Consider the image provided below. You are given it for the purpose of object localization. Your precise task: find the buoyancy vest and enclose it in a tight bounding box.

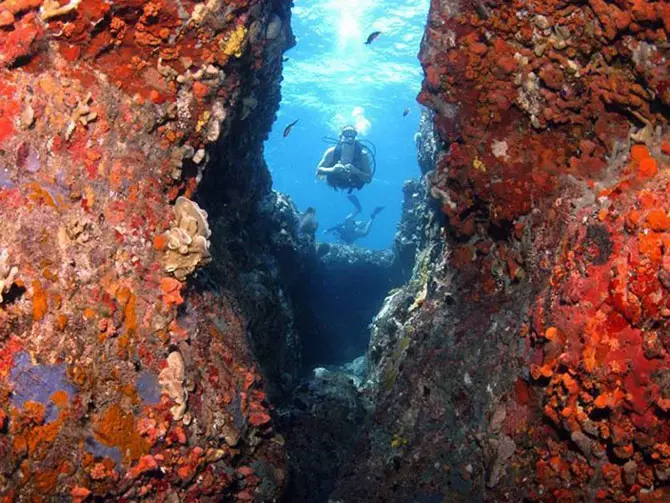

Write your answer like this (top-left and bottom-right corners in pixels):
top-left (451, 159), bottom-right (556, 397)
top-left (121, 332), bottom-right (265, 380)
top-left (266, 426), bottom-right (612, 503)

top-left (333, 141), bottom-right (363, 167)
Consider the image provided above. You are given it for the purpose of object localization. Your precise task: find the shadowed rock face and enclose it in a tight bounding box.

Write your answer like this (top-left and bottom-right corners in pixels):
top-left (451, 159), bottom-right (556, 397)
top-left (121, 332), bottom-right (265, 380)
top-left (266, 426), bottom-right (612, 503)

top-left (276, 371), bottom-right (368, 503)
top-left (330, 0), bottom-right (670, 502)
top-left (0, 0), bottom-right (294, 499)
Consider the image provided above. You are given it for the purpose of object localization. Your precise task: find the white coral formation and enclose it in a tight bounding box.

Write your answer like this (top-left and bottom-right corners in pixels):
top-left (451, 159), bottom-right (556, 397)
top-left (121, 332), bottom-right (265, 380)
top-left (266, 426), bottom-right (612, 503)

top-left (41, 0), bottom-right (81, 21)
top-left (491, 140), bottom-right (509, 161)
top-left (159, 351), bottom-right (188, 421)
top-left (0, 249), bottom-right (18, 303)
top-left (190, 0), bottom-right (220, 25)
top-left (163, 197), bottom-right (212, 280)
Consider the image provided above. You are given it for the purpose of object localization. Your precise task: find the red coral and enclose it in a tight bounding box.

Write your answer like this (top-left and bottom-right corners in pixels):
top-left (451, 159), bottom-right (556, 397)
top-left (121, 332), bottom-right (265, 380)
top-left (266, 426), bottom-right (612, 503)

top-left (0, 13), bottom-right (42, 68)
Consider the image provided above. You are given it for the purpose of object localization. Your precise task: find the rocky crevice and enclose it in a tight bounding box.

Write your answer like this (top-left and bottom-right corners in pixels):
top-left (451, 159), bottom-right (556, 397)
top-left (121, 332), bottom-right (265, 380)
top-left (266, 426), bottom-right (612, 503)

top-left (330, 0), bottom-right (670, 501)
top-left (4, 0), bottom-right (667, 501)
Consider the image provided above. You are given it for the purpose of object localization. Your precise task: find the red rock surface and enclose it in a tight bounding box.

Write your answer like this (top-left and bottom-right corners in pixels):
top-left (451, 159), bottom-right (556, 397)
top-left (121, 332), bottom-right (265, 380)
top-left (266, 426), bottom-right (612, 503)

top-left (418, 0), bottom-right (670, 499)
top-left (0, 0), bottom-right (288, 500)
top-left (334, 0), bottom-right (669, 501)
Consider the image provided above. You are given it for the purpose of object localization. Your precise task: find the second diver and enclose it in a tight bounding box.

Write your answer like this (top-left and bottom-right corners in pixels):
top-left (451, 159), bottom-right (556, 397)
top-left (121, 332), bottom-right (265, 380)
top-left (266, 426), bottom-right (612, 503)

top-left (326, 194), bottom-right (384, 245)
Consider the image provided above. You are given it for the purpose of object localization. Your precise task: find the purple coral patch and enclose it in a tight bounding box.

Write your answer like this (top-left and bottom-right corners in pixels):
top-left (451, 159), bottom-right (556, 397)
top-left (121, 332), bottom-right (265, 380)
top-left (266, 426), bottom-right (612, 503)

top-left (84, 435), bottom-right (122, 464)
top-left (9, 352), bottom-right (76, 422)
top-left (0, 165), bottom-right (14, 188)
top-left (136, 370), bottom-right (161, 405)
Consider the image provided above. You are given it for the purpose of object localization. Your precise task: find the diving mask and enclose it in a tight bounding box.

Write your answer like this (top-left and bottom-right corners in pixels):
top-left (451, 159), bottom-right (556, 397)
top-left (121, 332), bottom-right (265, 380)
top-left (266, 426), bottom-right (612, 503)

top-left (341, 126), bottom-right (357, 140)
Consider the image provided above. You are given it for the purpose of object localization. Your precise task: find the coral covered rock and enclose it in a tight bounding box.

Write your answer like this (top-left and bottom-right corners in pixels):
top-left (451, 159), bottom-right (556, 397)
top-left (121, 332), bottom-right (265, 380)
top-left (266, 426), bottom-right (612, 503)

top-left (332, 0), bottom-right (670, 501)
top-left (0, 0), bottom-right (292, 499)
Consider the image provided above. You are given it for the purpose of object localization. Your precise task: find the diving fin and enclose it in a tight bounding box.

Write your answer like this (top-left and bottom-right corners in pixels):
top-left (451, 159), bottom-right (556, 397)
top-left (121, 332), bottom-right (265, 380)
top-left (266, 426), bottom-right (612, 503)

top-left (370, 206), bottom-right (385, 219)
top-left (347, 194), bottom-right (362, 213)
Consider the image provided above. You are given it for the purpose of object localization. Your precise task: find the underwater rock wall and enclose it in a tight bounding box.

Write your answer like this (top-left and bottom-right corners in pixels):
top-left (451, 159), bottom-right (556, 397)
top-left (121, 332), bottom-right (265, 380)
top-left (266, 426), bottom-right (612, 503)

top-left (214, 189), bottom-right (319, 402)
top-left (0, 0), bottom-right (292, 500)
top-left (205, 182), bottom-right (407, 397)
top-left (276, 370), bottom-right (368, 503)
top-left (334, 0), bottom-right (670, 501)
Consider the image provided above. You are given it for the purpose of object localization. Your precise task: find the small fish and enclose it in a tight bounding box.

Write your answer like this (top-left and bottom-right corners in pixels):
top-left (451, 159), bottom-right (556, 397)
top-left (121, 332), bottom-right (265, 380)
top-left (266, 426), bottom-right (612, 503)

top-left (282, 57), bottom-right (289, 62)
top-left (403, 108), bottom-right (410, 117)
top-left (364, 31), bottom-right (382, 45)
top-left (283, 119), bottom-right (299, 137)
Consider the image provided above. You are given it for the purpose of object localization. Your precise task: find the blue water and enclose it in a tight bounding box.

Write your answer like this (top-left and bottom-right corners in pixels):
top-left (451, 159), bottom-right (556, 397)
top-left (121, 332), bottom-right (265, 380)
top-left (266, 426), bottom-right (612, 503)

top-left (264, 0), bottom-right (429, 250)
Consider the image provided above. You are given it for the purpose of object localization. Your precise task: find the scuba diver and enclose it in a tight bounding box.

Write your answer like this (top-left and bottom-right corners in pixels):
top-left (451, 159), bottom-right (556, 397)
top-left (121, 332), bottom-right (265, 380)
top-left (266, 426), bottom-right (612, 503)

top-left (326, 194), bottom-right (384, 245)
top-left (316, 125), bottom-right (376, 193)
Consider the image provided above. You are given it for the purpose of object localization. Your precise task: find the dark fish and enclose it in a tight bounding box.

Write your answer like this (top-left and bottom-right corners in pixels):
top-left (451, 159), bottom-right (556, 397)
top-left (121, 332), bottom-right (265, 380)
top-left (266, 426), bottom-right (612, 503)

top-left (403, 108), bottom-right (410, 117)
top-left (298, 207), bottom-right (318, 234)
top-left (282, 57), bottom-right (289, 62)
top-left (364, 31), bottom-right (382, 45)
top-left (283, 119), bottom-right (299, 137)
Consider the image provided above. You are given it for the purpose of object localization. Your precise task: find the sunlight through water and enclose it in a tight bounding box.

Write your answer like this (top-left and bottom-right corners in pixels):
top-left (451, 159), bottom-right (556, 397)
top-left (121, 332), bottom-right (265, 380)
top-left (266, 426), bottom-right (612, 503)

top-left (265, 0), bottom-right (429, 250)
